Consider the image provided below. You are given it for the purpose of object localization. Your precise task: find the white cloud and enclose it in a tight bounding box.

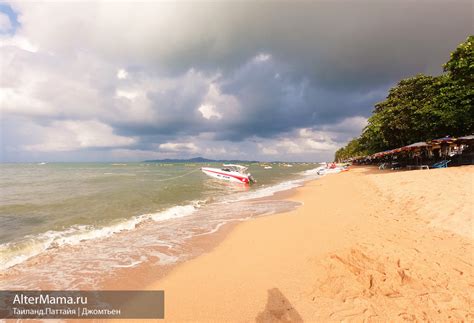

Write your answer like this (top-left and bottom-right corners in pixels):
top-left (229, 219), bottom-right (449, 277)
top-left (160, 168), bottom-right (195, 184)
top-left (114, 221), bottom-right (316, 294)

top-left (109, 148), bottom-right (161, 160)
top-left (199, 83), bottom-right (241, 122)
top-left (303, 138), bottom-right (338, 151)
top-left (23, 120), bottom-right (136, 152)
top-left (0, 47), bottom-right (113, 119)
top-left (275, 137), bottom-right (337, 154)
top-left (299, 128), bottom-right (333, 141)
top-left (2, 1), bottom-right (468, 162)
top-left (256, 127), bottom-right (340, 157)
top-left (0, 87), bottom-right (52, 116)
top-left (116, 89), bottom-right (139, 100)
top-left (158, 142), bottom-right (198, 153)
top-left (0, 35), bottom-right (37, 52)
top-left (198, 104), bottom-right (222, 120)
top-left (11, 0), bottom-right (465, 83)
top-left (275, 139), bottom-right (303, 154)
top-left (117, 68), bottom-right (128, 79)
top-left (260, 146), bottom-right (278, 155)
top-left (204, 147), bottom-right (227, 155)
top-left (0, 35), bottom-right (361, 162)
top-left (0, 12), bottom-right (11, 31)
top-left (323, 116), bottom-right (368, 133)
top-left (254, 53), bottom-right (271, 62)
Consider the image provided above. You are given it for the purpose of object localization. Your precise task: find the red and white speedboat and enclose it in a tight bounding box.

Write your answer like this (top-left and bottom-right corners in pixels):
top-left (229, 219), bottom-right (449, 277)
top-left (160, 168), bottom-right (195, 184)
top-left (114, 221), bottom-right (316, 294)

top-left (201, 164), bottom-right (256, 184)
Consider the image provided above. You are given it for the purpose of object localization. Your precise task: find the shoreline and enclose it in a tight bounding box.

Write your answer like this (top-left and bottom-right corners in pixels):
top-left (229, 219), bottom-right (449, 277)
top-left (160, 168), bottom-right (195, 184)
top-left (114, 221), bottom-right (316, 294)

top-left (142, 166), bottom-right (473, 321)
top-left (0, 170), bottom-right (314, 290)
top-left (99, 179), bottom-right (312, 291)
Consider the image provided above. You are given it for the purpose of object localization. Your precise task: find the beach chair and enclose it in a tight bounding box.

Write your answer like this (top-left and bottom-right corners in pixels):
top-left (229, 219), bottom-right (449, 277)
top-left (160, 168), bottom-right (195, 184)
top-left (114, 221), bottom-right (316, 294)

top-left (430, 160), bottom-right (451, 168)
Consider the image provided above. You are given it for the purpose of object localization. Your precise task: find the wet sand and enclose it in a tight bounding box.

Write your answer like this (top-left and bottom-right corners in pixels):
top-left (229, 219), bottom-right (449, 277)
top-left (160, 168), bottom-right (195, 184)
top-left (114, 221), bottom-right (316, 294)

top-left (145, 166), bottom-right (473, 321)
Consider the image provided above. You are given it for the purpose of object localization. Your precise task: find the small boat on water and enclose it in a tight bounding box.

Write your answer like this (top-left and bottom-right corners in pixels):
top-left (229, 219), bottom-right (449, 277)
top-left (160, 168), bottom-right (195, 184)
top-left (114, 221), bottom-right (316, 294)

top-left (201, 164), bottom-right (256, 184)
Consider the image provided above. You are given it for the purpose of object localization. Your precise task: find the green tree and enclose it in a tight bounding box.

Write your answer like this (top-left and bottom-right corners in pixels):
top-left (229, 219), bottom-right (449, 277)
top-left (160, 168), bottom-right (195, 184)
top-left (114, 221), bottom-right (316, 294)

top-left (431, 35), bottom-right (474, 136)
top-left (367, 74), bottom-right (438, 149)
top-left (444, 35), bottom-right (474, 82)
top-left (335, 137), bottom-right (367, 161)
top-left (334, 35), bottom-right (474, 161)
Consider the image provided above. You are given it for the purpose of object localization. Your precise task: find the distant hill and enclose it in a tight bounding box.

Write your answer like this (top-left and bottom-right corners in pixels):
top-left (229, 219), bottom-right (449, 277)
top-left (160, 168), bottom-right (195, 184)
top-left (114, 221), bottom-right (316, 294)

top-left (143, 157), bottom-right (260, 163)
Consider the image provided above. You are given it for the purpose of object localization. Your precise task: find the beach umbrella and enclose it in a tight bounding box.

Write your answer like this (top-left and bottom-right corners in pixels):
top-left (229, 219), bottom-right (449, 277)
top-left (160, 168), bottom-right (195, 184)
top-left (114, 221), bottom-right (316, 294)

top-left (428, 137), bottom-right (455, 160)
top-left (456, 135), bottom-right (474, 143)
top-left (403, 142), bottom-right (429, 150)
top-left (429, 136), bottom-right (455, 144)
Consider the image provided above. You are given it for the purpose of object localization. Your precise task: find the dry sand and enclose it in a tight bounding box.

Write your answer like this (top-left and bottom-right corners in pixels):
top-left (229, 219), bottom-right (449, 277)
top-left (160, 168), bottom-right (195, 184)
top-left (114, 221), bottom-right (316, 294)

top-left (147, 166), bottom-right (473, 322)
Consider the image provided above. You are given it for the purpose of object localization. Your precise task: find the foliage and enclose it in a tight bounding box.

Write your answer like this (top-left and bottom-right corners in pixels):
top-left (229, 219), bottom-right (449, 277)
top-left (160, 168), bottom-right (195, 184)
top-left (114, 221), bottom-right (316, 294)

top-left (334, 138), bottom-right (366, 162)
top-left (335, 35), bottom-right (474, 161)
top-left (444, 35), bottom-right (474, 82)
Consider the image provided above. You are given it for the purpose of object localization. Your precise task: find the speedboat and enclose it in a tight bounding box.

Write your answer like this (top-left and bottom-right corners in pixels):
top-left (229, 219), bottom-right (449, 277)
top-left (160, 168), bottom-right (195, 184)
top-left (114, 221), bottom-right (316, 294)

top-left (201, 164), bottom-right (256, 184)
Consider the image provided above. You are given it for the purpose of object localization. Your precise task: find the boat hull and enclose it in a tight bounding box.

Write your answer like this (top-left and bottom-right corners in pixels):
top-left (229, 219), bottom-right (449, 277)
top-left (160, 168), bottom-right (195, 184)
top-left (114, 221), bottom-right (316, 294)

top-left (201, 167), bottom-right (250, 184)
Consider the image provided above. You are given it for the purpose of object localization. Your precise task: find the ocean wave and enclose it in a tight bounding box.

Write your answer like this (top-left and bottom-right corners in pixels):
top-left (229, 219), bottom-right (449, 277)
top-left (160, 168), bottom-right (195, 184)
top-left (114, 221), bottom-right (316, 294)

top-left (222, 166), bottom-right (321, 202)
top-left (299, 166), bottom-right (325, 176)
top-left (0, 202), bottom-right (201, 271)
top-left (149, 203), bottom-right (199, 221)
top-left (0, 167), bottom-right (321, 272)
top-left (229, 180), bottom-right (303, 202)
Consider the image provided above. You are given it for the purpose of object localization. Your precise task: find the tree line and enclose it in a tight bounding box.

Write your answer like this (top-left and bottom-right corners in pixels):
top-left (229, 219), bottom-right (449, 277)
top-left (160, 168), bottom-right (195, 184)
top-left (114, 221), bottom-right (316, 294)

top-left (335, 35), bottom-right (473, 162)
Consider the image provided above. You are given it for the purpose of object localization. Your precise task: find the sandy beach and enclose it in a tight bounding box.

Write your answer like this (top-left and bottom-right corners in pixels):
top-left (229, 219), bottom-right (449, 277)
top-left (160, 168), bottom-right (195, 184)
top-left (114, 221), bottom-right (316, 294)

top-left (2, 2), bottom-right (473, 322)
top-left (146, 166), bottom-right (473, 322)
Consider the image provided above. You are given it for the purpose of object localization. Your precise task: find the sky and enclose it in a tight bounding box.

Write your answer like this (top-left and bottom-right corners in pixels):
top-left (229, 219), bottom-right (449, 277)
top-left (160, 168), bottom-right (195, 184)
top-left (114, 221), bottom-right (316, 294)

top-left (0, 1), bottom-right (472, 162)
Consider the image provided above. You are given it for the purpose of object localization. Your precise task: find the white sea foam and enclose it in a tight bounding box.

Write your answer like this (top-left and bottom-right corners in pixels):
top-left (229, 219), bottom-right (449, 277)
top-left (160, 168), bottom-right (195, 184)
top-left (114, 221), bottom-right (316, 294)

top-left (300, 166), bottom-right (325, 176)
top-left (149, 204), bottom-right (198, 222)
top-left (154, 253), bottom-right (180, 265)
top-left (224, 166), bottom-right (321, 202)
top-left (111, 260), bottom-right (143, 268)
top-left (0, 167), bottom-right (321, 272)
top-left (0, 249), bottom-right (37, 271)
top-left (0, 202), bottom-right (201, 270)
top-left (232, 180), bottom-right (302, 201)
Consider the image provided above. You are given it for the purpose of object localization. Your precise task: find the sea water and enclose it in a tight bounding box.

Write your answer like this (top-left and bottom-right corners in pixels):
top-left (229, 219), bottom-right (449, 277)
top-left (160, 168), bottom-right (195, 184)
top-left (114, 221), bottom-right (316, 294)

top-left (0, 162), bottom-right (320, 288)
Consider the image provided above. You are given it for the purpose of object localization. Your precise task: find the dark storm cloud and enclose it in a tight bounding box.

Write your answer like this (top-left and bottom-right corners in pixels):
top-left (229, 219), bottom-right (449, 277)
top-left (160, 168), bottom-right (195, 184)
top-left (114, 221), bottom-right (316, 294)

top-left (112, 55), bottom-right (388, 142)
top-left (14, 0), bottom-right (472, 85)
top-left (2, 0), bottom-right (473, 161)
top-left (104, 0), bottom-right (471, 141)
top-left (121, 1), bottom-right (472, 89)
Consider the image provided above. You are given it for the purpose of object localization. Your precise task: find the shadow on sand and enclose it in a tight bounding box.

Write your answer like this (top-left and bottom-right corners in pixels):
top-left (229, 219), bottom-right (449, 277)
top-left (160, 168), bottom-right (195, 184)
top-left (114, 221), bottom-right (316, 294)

top-left (256, 288), bottom-right (303, 323)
